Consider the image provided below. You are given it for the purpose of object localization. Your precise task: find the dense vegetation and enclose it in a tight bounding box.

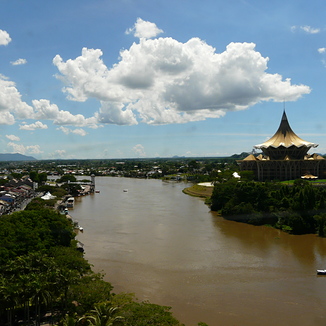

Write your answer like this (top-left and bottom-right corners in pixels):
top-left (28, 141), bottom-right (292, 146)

top-left (0, 203), bottom-right (208, 325)
top-left (211, 179), bottom-right (326, 235)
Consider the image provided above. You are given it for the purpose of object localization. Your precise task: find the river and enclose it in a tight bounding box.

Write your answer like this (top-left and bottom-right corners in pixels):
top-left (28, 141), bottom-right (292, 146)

top-left (73, 176), bottom-right (326, 326)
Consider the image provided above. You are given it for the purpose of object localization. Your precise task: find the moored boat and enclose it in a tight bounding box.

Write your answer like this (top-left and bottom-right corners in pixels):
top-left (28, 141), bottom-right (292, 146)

top-left (317, 269), bottom-right (326, 275)
top-left (66, 197), bottom-right (75, 208)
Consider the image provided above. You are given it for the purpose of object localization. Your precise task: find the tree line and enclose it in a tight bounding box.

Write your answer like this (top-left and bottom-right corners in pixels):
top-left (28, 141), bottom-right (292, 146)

top-left (210, 179), bottom-right (326, 236)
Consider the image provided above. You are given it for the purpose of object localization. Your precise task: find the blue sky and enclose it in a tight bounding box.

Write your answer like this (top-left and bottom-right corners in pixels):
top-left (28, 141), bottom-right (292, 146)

top-left (1, 0), bottom-right (326, 159)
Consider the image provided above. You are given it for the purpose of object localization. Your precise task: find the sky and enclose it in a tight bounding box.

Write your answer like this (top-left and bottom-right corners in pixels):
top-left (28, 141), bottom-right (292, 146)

top-left (1, 0), bottom-right (326, 160)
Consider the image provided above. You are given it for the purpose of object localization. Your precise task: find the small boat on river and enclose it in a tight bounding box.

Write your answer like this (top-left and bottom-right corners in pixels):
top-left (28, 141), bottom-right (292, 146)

top-left (317, 269), bottom-right (326, 275)
top-left (66, 197), bottom-right (75, 208)
top-left (77, 241), bottom-right (84, 253)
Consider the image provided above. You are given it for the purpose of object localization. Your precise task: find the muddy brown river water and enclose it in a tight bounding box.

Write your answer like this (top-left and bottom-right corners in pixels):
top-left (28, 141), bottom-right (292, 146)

top-left (73, 177), bottom-right (326, 326)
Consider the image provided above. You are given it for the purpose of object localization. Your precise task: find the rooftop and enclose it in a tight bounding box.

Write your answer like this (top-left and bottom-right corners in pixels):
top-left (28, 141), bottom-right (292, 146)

top-left (255, 111), bottom-right (318, 150)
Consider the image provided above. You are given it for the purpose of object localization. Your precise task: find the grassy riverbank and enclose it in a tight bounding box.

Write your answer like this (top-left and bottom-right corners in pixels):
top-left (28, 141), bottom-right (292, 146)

top-left (183, 184), bottom-right (213, 198)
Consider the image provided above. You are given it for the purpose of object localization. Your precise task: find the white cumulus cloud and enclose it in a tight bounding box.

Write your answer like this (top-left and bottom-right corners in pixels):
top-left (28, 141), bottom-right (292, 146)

top-left (27, 145), bottom-right (43, 154)
top-left (132, 144), bottom-right (146, 157)
top-left (53, 25), bottom-right (311, 126)
top-left (11, 58), bottom-right (27, 66)
top-left (126, 18), bottom-right (163, 39)
top-left (0, 111), bottom-right (15, 125)
top-left (292, 25), bottom-right (321, 34)
top-left (7, 142), bottom-right (42, 155)
top-left (32, 99), bottom-right (97, 127)
top-left (7, 142), bottom-right (26, 154)
top-left (0, 29), bottom-right (11, 45)
top-left (19, 121), bottom-right (48, 130)
top-left (300, 25), bottom-right (320, 34)
top-left (95, 101), bottom-right (137, 125)
top-left (72, 128), bottom-right (87, 136)
top-left (0, 73), bottom-right (99, 126)
top-left (0, 75), bottom-right (34, 124)
top-left (1, 19), bottom-right (311, 130)
top-left (318, 48), bottom-right (326, 54)
top-left (6, 134), bottom-right (20, 141)
top-left (57, 126), bottom-right (87, 136)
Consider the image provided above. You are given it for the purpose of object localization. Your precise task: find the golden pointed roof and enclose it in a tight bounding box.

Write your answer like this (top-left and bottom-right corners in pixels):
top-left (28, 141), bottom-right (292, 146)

top-left (242, 154), bottom-right (257, 161)
top-left (255, 111), bottom-right (318, 149)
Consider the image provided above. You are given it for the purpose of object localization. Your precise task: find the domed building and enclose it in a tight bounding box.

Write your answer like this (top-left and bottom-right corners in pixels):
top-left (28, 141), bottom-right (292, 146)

top-left (238, 111), bottom-right (326, 181)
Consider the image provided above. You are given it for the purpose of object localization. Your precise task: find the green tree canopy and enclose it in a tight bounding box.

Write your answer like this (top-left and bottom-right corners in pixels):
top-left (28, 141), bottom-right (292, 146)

top-left (210, 179), bottom-right (326, 235)
top-left (0, 209), bottom-right (74, 264)
top-left (58, 175), bottom-right (77, 183)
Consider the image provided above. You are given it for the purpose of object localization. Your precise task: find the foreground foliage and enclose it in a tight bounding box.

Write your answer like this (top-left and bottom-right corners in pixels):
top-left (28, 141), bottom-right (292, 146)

top-left (211, 179), bottom-right (326, 235)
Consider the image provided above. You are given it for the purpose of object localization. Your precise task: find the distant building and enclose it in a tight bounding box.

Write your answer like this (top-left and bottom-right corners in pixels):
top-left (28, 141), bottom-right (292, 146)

top-left (238, 111), bottom-right (326, 181)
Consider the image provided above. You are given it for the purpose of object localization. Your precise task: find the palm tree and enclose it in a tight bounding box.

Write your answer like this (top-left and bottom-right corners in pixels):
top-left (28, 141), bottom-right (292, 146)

top-left (29, 273), bottom-right (53, 326)
top-left (17, 273), bottom-right (34, 325)
top-left (79, 302), bottom-right (124, 326)
top-left (0, 279), bottom-right (19, 326)
top-left (55, 267), bottom-right (80, 315)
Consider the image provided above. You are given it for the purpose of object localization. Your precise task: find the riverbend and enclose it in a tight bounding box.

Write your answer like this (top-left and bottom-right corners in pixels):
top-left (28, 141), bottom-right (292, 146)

top-left (74, 177), bottom-right (326, 326)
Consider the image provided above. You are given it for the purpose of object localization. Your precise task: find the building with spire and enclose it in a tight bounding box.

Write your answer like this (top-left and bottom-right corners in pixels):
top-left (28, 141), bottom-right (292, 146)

top-left (238, 111), bottom-right (326, 181)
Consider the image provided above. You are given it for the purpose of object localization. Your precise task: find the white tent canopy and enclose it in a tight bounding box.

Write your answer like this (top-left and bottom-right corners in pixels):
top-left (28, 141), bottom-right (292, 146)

top-left (41, 192), bottom-right (56, 200)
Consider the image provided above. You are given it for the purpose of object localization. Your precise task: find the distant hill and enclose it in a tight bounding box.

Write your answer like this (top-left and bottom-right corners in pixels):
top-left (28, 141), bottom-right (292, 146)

top-left (230, 152), bottom-right (251, 159)
top-left (0, 153), bottom-right (37, 161)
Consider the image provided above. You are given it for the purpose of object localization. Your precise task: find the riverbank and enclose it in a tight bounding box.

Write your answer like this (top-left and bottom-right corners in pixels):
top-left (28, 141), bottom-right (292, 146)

top-left (182, 184), bottom-right (213, 198)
